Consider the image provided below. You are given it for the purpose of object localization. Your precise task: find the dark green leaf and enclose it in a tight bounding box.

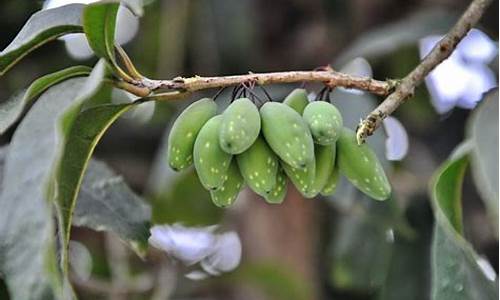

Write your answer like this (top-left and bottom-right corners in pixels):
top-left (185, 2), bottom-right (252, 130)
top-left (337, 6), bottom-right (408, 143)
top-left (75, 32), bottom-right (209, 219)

top-left (0, 66), bottom-right (91, 135)
top-left (74, 159), bottom-right (151, 257)
top-left (0, 78), bottom-right (88, 300)
top-left (0, 4), bottom-right (84, 76)
top-left (467, 89), bottom-right (499, 234)
top-left (430, 149), bottom-right (498, 300)
top-left (83, 2), bottom-right (120, 62)
top-left (56, 101), bottom-right (135, 248)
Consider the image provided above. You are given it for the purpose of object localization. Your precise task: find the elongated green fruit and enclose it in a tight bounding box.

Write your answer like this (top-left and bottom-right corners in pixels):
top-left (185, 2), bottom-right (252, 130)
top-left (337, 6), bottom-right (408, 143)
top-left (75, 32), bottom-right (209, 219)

top-left (219, 98), bottom-right (261, 154)
top-left (264, 167), bottom-right (287, 204)
top-left (303, 101), bottom-right (343, 145)
top-left (321, 166), bottom-right (339, 196)
top-left (168, 98), bottom-right (217, 171)
top-left (306, 144), bottom-right (335, 197)
top-left (210, 161), bottom-right (244, 207)
top-left (337, 128), bottom-right (391, 200)
top-left (194, 115), bottom-right (232, 190)
top-left (260, 102), bottom-right (314, 169)
top-left (281, 159), bottom-right (315, 197)
top-left (236, 135), bottom-right (278, 196)
top-left (283, 88), bottom-right (309, 114)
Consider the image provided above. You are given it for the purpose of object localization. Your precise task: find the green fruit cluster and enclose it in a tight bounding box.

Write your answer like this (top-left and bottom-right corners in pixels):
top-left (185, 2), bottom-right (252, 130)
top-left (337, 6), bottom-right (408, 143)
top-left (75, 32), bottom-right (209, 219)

top-left (167, 89), bottom-right (392, 207)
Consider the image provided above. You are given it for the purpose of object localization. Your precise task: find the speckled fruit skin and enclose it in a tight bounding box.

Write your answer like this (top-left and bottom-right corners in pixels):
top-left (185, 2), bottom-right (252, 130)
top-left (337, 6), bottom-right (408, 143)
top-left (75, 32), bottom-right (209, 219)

top-left (264, 167), bottom-right (287, 204)
top-left (236, 135), bottom-right (279, 196)
top-left (219, 98), bottom-right (261, 154)
top-left (168, 98), bottom-right (217, 171)
top-left (306, 144), bottom-right (336, 198)
top-left (281, 159), bottom-right (315, 198)
top-left (321, 165), bottom-right (339, 196)
top-left (260, 102), bottom-right (314, 169)
top-left (193, 115), bottom-right (233, 190)
top-left (283, 88), bottom-right (309, 114)
top-left (337, 128), bottom-right (391, 200)
top-left (210, 160), bottom-right (244, 207)
top-left (303, 101), bottom-right (343, 145)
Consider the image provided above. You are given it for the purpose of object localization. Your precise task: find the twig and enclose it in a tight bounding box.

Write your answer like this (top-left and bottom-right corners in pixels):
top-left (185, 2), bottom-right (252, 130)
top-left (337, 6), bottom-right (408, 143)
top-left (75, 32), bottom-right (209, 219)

top-left (138, 70), bottom-right (392, 96)
top-left (355, 0), bottom-right (493, 144)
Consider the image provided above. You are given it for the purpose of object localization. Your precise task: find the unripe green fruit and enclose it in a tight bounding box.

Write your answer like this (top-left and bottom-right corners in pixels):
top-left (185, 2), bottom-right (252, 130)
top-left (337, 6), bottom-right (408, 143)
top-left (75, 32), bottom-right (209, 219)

top-left (303, 101), bottom-right (343, 145)
top-left (264, 167), bottom-right (287, 204)
top-left (194, 115), bottom-right (233, 190)
top-left (236, 135), bottom-right (279, 196)
top-left (306, 144), bottom-right (336, 197)
top-left (210, 160), bottom-right (244, 207)
top-left (283, 88), bottom-right (309, 114)
top-left (321, 166), bottom-right (339, 196)
top-left (337, 128), bottom-right (391, 200)
top-left (282, 159), bottom-right (315, 197)
top-left (168, 98), bottom-right (217, 171)
top-left (219, 98), bottom-right (261, 154)
top-left (260, 102), bottom-right (314, 169)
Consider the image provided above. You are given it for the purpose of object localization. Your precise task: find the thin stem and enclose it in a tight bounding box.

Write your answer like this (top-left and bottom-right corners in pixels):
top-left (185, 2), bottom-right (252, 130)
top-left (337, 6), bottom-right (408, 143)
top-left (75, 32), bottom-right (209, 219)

top-left (142, 70), bottom-right (392, 96)
top-left (355, 0), bottom-right (493, 144)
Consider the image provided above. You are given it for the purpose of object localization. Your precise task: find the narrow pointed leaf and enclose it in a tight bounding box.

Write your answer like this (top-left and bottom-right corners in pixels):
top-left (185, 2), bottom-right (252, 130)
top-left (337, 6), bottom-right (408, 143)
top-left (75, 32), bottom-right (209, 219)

top-left (83, 2), bottom-right (120, 62)
top-left (56, 101), bottom-right (136, 248)
top-left (430, 148), bottom-right (498, 300)
top-left (0, 66), bottom-right (91, 135)
top-left (0, 4), bottom-right (84, 76)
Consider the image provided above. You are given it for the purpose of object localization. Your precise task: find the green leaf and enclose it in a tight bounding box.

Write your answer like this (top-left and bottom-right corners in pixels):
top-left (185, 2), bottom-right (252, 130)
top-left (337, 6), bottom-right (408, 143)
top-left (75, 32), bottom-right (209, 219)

top-left (430, 148), bottom-right (498, 300)
top-left (0, 78), bottom-right (88, 300)
top-left (56, 101), bottom-right (135, 249)
top-left (73, 159), bottom-right (151, 257)
top-left (0, 66), bottom-right (92, 135)
top-left (83, 2), bottom-right (120, 63)
top-left (467, 89), bottom-right (499, 235)
top-left (0, 4), bottom-right (84, 76)
top-left (0, 59), bottom-right (107, 299)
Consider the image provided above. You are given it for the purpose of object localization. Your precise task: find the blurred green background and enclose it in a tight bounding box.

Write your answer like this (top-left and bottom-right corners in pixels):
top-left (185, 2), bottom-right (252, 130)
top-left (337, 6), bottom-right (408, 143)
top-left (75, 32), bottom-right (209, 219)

top-left (0, 0), bottom-right (498, 299)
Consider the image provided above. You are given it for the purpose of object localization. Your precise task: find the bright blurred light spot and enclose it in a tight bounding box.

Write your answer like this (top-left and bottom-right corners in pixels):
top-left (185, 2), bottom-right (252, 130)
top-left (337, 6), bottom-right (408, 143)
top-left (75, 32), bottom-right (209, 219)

top-left (149, 224), bottom-right (242, 279)
top-left (43, 0), bottom-right (139, 60)
top-left (476, 256), bottom-right (497, 282)
top-left (419, 29), bottom-right (498, 114)
top-left (383, 116), bottom-right (409, 161)
top-left (339, 57), bottom-right (373, 95)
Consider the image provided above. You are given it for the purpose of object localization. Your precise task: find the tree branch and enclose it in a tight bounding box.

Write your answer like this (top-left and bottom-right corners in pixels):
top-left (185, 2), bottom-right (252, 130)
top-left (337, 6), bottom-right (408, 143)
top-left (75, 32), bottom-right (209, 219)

top-left (131, 69), bottom-right (394, 98)
top-left (355, 0), bottom-right (493, 144)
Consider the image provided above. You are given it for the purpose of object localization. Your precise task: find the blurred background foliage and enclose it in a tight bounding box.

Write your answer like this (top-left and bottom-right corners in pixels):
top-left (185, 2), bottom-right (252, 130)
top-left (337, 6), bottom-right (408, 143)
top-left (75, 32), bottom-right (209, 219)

top-left (0, 0), bottom-right (498, 299)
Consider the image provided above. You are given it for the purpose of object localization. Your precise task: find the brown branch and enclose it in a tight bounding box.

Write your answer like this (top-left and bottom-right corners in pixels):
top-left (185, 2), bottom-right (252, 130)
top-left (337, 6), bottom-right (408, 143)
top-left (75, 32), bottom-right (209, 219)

top-left (136, 70), bottom-right (393, 97)
top-left (355, 0), bottom-right (493, 144)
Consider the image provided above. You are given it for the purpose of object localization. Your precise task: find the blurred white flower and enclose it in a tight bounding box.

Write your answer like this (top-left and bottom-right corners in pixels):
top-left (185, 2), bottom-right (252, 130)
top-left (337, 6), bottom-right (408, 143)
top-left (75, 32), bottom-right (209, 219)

top-left (69, 240), bottom-right (93, 281)
top-left (383, 116), bottom-right (409, 161)
top-left (419, 29), bottom-right (498, 114)
top-left (338, 57), bottom-right (373, 95)
top-left (149, 224), bottom-right (242, 279)
top-left (43, 0), bottom-right (139, 60)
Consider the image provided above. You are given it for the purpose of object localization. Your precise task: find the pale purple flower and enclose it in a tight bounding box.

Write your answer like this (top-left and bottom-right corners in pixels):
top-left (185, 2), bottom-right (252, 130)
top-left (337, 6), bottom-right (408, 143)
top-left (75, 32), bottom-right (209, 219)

top-left (383, 116), bottom-right (409, 161)
top-left (149, 224), bottom-right (242, 279)
top-left (419, 29), bottom-right (497, 114)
